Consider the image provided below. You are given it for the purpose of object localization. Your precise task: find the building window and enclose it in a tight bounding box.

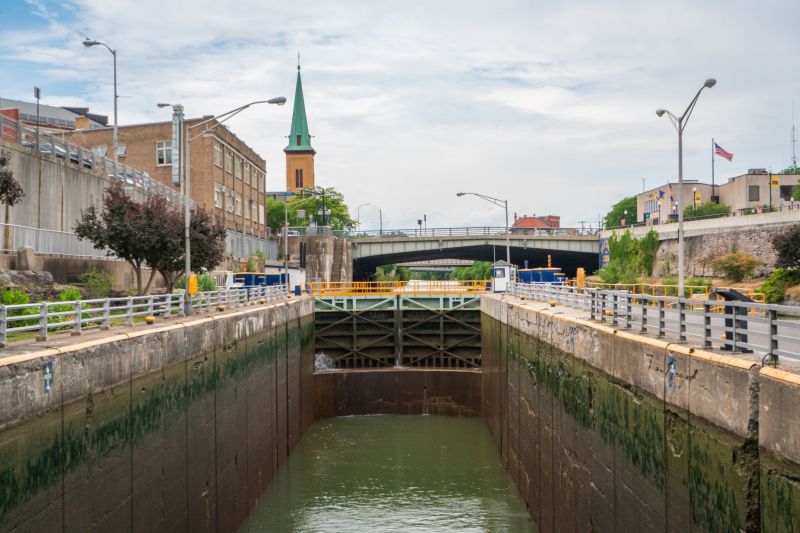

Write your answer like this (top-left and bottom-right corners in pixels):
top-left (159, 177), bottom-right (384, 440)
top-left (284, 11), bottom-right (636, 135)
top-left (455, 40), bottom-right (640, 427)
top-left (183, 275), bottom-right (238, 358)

top-left (156, 140), bottom-right (172, 166)
top-left (779, 185), bottom-right (794, 201)
top-left (213, 142), bottom-right (223, 167)
top-left (92, 145), bottom-right (108, 157)
top-left (225, 188), bottom-right (234, 213)
top-left (295, 168), bottom-right (303, 189)
top-left (225, 150), bottom-right (233, 173)
top-left (259, 204), bottom-right (265, 225)
top-left (296, 134), bottom-right (301, 145)
top-left (644, 199), bottom-right (658, 214)
top-left (214, 183), bottom-right (222, 209)
top-left (748, 185), bottom-right (760, 202)
top-left (234, 156), bottom-right (241, 179)
top-left (235, 193), bottom-right (242, 216)
top-left (244, 198), bottom-right (251, 220)
top-left (117, 144), bottom-right (126, 157)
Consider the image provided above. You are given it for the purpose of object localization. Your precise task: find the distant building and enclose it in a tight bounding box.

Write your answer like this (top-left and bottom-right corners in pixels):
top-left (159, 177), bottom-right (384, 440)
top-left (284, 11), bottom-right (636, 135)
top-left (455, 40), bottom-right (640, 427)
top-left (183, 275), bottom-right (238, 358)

top-left (511, 214), bottom-right (560, 231)
top-left (64, 118), bottom-right (269, 238)
top-left (284, 63), bottom-right (316, 193)
top-left (0, 96), bottom-right (107, 133)
top-left (636, 170), bottom-right (800, 223)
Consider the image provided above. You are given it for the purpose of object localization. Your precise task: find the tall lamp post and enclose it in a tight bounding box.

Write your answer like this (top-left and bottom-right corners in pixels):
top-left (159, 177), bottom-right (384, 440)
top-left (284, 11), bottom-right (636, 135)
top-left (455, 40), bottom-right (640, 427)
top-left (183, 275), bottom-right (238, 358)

top-left (159, 97), bottom-right (286, 315)
top-left (456, 192), bottom-right (510, 263)
top-left (82, 38), bottom-right (118, 166)
top-left (656, 78), bottom-right (716, 295)
top-left (357, 203), bottom-right (370, 232)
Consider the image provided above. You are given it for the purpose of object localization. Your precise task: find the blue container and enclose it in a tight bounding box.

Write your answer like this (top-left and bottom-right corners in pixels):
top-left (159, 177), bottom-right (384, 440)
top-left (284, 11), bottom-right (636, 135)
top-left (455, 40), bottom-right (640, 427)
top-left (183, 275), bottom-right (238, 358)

top-left (517, 268), bottom-right (565, 284)
top-left (233, 273), bottom-right (268, 286)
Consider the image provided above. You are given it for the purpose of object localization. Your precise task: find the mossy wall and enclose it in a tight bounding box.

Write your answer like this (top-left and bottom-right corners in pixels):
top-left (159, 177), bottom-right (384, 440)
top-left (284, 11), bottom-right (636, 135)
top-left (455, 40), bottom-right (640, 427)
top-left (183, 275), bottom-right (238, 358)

top-left (483, 309), bottom-right (800, 532)
top-left (0, 301), bottom-right (315, 533)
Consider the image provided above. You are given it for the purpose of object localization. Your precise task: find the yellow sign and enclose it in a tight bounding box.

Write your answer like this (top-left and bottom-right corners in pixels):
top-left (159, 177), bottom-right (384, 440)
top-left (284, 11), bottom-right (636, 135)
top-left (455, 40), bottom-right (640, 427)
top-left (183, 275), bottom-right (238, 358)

top-left (694, 192), bottom-right (702, 203)
top-left (771, 175), bottom-right (780, 188)
top-left (188, 273), bottom-right (198, 295)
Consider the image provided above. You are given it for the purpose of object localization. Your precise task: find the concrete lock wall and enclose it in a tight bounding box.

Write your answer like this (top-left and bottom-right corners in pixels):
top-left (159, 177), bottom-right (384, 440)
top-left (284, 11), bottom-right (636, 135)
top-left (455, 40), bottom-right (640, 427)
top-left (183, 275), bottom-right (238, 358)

top-left (481, 293), bottom-right (800, 533)
top-left (0, 297), bottom-right (315, 533)
top-left (314, 369), bottom-right (482, 418)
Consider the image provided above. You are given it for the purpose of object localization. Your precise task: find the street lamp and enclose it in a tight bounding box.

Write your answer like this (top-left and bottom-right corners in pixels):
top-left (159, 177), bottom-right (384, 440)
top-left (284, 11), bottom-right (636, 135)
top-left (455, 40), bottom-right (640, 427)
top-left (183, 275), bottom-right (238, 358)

top-left (83, 38), bottom-right (118, 166)
top-left (357, 203), bottom-right (370, 231)
top-left (623, 209), bottom-right (628, 226)
top-left (692, 186), bottom-right (698, 211)
top-left (656, 77), bottom-right (716, 295)
top-left (159, 97), bottom-right (285, 315)
top-left (456, 192), bottom-right (510, 263)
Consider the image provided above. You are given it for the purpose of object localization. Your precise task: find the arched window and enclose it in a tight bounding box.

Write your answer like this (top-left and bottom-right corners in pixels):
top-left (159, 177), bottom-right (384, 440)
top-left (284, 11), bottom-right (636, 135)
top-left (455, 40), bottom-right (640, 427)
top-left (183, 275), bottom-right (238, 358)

top-left (296, 134), bottom-right (302, 146)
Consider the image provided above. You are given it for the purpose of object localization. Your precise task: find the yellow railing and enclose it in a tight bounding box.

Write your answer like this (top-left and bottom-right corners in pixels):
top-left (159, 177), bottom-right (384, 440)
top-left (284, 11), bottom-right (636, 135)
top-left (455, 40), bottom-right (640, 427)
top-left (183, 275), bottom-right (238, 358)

top-left (587, 282), bottom-right (710, 298)
top-left (309, 280), bottom-right (490, 296)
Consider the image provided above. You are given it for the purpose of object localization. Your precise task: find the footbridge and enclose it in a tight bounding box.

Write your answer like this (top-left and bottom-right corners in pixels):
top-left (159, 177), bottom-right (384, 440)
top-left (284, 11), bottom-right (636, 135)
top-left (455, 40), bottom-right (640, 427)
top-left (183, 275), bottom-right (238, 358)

top-left (347, 226), bottom-right (599, 279)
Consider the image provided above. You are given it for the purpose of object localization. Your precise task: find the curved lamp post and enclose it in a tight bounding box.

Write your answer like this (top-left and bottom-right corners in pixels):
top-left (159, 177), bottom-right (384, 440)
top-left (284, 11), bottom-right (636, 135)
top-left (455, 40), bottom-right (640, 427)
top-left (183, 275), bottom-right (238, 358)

top-left (456, 192), bottom-right (510, 264)
top-left (82, 38), bottom-right (118, 165)
top-left (656, 78), bottom-right (716, 294)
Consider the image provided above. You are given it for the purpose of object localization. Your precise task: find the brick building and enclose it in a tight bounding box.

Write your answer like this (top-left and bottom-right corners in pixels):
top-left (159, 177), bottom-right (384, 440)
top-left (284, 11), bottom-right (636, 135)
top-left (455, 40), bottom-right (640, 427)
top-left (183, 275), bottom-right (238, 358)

top-left (64, 118), bottom-right (269, 238)
top-left (511, 214), bottom-right (560, 231)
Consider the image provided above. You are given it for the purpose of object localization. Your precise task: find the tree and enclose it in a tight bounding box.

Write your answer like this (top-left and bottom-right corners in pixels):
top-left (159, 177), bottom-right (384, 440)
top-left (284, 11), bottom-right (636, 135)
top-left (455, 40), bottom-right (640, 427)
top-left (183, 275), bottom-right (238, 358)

top-left (75, 186), bottom-right (227, 294)
top-left (374, 264), bottom-right (410, 281)
top-left (772, 225), bottom-right (800, 270)
top-left (452, 261), bottom-right (493, 280)
top-left (603, 196), bottom-right (637, 228)
top-left (594, 229), bottom-right (659, 282)
top-left (266, 198), bottom-right (300, 234)
top-left (75, 186), bottom-right (154, 294)
top-left (293, 187), bottom-right (355, 230)
top-left (683, 201), bottom-right (731, 220)
top-left (0, 151), bottom-right (24, 206)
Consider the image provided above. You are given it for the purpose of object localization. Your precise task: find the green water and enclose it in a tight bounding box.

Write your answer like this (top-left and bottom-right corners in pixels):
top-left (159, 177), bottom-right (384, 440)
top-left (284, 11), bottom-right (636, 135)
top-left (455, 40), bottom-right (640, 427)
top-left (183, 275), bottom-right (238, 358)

top-left (240, 416), bottom-right (537, 533)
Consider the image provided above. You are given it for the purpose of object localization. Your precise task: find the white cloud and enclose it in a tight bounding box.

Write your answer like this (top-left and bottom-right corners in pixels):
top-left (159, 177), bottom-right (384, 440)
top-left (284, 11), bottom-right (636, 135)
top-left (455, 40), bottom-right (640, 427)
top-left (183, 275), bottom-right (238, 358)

top-left (3, 0), bottom-right (799, 231)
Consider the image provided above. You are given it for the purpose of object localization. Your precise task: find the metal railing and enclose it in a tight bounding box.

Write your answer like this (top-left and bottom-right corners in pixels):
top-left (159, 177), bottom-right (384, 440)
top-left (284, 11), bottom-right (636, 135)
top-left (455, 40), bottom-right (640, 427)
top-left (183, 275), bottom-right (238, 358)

top-left (1, 115), bottom-right (192, 208)
top-left (309, 280), bottom-right (490, 296)
top-left (604, 201), bottom-right (800, 231)
top-left (341, 226), bottom-right (595, 238)
top-left (0, 284), bottom-right (287, 347)
top-left (508, 282), bottom-right (800, 361)
top-left (225, 230), bottom-right (278, 260)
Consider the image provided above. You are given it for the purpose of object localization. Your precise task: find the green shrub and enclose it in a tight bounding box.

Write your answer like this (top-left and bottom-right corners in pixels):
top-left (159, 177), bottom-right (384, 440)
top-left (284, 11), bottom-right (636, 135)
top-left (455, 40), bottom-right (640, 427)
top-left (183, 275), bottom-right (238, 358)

top-left (712, 252), bottom-right (761, 282)
top-left (79, 268), bottom-right (112, 299)
top-left (772, 226), bottom-right (800, 270)
top-left (661, 276), bottom-right (679, 296)
top-left (245, 258), bottom-right (257, 272)
top-left (594, 229), bottom-right (659, 281)
top-left (685, 277), bottom-right (712, 298)
top-left (198, 273), bottom-right (217, 292)
top-left (57, 288), bottom-right (82, 302)
top-left (2, 288), bottom-right (37, 326)
top-left (759, 269), bottom-right (800, 303)
top-left (683, 202), bottom-right (731, 220)
top-left (252, 250), bottom-right (266, 260)
top-left (175, 273), bottom-right (217, 293)
top-left (596, 262), bottom-right (639, 284)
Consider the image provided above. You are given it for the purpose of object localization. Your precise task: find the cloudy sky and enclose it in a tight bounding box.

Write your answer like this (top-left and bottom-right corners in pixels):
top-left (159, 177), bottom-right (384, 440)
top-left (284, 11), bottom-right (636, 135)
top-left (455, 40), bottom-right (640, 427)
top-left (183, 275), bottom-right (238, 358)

top-left (2, 0), bottom-right (799, 230)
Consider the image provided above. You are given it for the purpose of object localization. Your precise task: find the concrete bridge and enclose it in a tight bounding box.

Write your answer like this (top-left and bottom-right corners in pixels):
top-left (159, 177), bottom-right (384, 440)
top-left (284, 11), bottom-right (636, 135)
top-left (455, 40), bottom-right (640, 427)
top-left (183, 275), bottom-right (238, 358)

top-left (349, 228), bottom-right (599, 279)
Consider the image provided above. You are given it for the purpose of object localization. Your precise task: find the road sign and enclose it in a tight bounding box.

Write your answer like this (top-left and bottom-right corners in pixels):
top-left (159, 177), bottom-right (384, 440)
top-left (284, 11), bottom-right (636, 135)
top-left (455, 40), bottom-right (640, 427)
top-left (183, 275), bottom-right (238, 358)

top-left (286, 192), bottom-right (296, 196)
top-left (771, 175), bottom-right (780, 188)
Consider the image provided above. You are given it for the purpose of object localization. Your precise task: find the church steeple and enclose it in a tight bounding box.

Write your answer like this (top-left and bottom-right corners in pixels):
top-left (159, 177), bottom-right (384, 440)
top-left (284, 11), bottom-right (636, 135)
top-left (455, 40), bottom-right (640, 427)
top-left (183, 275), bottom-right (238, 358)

top-left (285, 58), bottom-right (316, 192)
top-left (284, 62), bottom-right (315, 154)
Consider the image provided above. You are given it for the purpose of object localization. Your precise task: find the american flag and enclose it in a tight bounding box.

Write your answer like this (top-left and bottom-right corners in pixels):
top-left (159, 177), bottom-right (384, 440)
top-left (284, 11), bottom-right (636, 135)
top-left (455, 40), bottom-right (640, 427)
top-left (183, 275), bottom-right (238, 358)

top-left (715, 143), bottom-right (733, 161)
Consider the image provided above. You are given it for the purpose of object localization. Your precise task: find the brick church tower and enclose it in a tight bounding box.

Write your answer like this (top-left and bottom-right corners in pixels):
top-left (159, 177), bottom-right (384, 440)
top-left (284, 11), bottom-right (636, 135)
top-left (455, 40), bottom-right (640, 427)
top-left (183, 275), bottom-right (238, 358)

top-left (285, 62), bottom-right (315, 192)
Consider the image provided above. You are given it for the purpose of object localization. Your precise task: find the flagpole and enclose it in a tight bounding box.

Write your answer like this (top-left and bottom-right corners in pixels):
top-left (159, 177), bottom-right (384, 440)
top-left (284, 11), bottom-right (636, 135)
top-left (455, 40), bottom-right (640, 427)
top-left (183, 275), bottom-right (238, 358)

top-left (711, 138), bottom-right (716, 203)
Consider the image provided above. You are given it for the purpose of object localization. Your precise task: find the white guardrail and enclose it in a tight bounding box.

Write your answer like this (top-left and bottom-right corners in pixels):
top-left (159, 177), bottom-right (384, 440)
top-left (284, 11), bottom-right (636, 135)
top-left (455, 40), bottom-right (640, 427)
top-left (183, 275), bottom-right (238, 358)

top-left (0, 285), bottom-right (287, 347)
top-left (508, 281), bottom-right (800, 363)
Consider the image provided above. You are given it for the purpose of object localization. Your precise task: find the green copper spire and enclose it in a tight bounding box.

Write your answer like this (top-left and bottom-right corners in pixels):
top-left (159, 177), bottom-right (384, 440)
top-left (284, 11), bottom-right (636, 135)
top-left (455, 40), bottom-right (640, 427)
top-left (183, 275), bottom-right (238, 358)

top-left (284, 62), bottom-right (315, 153)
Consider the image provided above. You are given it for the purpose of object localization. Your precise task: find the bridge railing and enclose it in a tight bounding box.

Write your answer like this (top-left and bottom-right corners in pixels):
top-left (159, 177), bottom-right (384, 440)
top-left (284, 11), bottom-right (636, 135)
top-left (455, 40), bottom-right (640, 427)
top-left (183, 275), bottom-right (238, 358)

top-left (309, 280), bottom-right (490, 296)
top-left (508, 281), bottom-right (800, 362)
top-left (0, 284), bottom-right (287, 347)
top-left (285, 226), bottom-right (597, 239)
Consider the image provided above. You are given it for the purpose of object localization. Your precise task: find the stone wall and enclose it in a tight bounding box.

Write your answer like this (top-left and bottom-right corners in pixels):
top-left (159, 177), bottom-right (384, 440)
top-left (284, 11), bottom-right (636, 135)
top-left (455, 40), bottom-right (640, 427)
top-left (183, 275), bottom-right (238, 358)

top-left (0, 297), bottom-right (315, 532)
top-left (279, 234), bottom-right (353, 282)
top-left (482, 293), bottom-right (800, 532)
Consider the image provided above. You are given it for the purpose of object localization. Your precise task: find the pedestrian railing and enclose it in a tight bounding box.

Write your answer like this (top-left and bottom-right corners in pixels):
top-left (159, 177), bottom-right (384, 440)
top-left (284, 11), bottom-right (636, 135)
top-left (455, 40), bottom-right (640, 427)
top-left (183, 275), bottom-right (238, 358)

top-left (0, 285), bottom-right (287, 347)
top-left (508, 282), bottom-right (800, 362)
